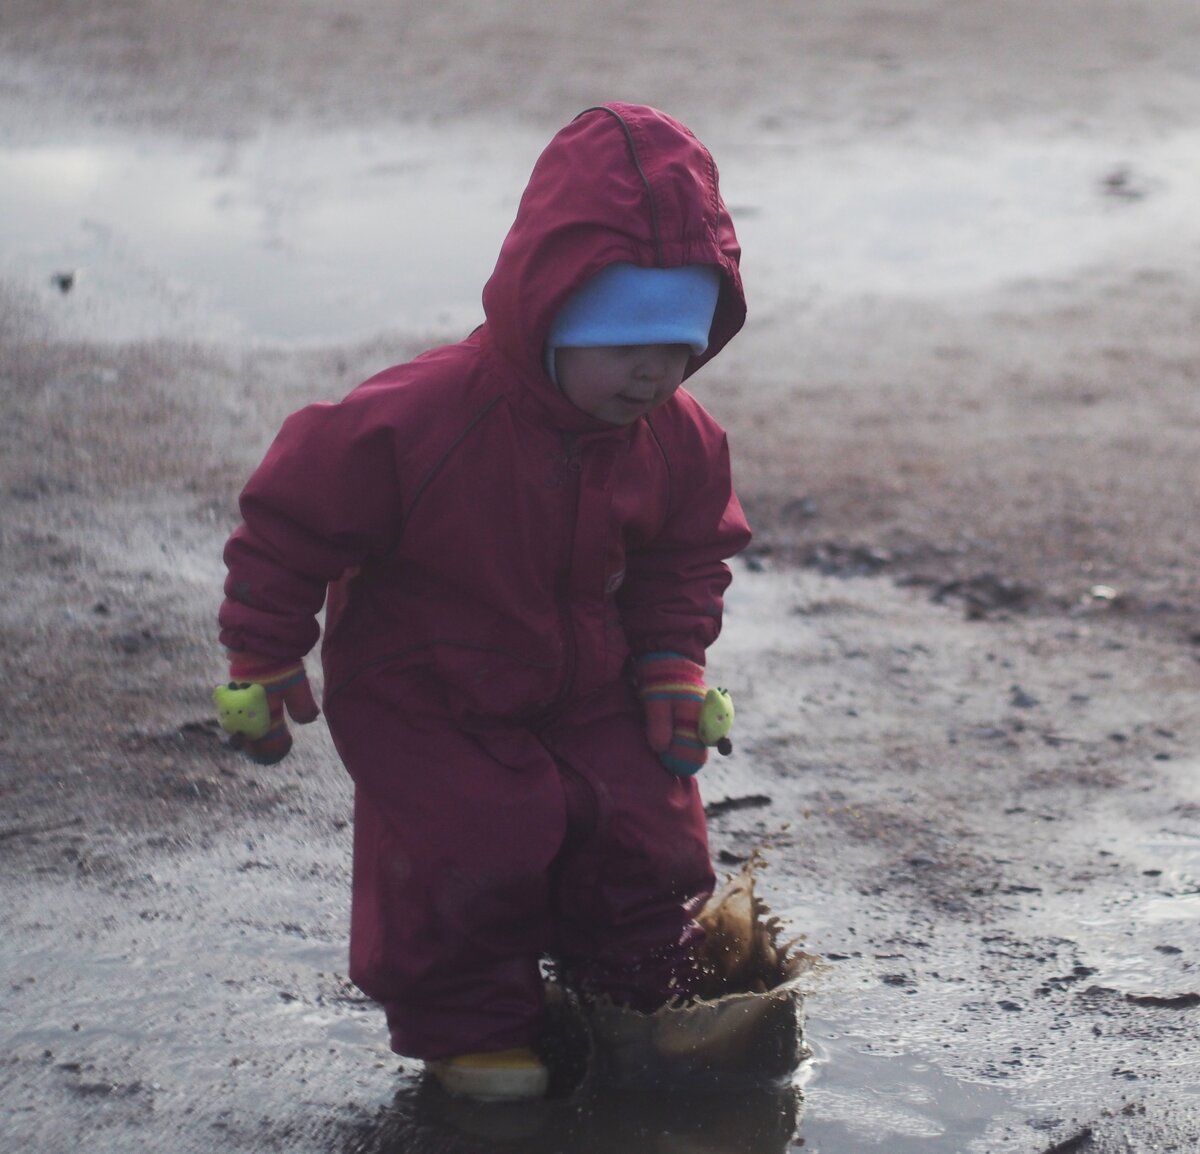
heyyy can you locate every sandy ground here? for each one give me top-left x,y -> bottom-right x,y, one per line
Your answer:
3,2 -> 1200,1152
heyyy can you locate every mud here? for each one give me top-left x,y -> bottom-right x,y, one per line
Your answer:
4,2 -> 1200,1152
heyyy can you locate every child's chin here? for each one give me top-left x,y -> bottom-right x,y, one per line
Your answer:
603,401 -> 654,423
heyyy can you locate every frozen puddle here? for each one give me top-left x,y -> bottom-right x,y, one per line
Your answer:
1,123 -> 1198,343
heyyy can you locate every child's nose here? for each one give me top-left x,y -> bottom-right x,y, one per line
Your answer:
635,347 -> 673,380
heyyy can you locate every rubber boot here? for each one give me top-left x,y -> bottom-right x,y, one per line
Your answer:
426,1046 -> 549,1101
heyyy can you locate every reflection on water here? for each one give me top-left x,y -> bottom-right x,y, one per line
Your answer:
797,1018 -> 1013,1151
1135,829 -> 1200,926
345,1079 -> 803,1154
332,1014 -> 1015,1154
1,126 -> 1196,344
1142,892 -> 1200,923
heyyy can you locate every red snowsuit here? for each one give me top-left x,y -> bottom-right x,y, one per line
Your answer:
219,103 -> 751,1059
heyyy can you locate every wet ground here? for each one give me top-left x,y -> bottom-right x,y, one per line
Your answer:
4,2 -> 1200,1151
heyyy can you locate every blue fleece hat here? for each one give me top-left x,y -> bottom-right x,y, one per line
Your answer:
545,262 -> 722,383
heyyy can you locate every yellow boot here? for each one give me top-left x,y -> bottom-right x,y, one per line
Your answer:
427,1046 -> 549,1101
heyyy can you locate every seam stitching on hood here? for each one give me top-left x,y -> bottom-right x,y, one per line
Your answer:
705,152 -> 722,250
580,104 -> 664,264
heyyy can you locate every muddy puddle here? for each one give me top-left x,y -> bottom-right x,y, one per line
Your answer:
2,123 -> 1196,345
0,732 -> 1026,1154
0,124 -> 545,343
727,129 -> 1200,308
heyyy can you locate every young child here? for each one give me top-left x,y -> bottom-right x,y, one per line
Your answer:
217,102 -> 751,1101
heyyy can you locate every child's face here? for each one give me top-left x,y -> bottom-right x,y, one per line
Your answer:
555,344 -> 692,425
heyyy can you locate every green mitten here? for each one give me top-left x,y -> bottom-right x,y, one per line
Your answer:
217,652 -> 319,765
698,687 -> 735,756
635,652 -> 710,776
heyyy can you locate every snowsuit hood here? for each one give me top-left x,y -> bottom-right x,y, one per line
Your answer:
481,103 -> 746,428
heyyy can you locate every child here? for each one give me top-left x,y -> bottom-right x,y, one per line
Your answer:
217,103 -> 751,1101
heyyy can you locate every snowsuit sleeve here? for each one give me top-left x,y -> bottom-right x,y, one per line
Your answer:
617,400 -> 752,666
218,393 -> 405,660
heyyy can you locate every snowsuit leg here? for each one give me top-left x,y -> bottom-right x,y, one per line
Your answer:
327,674 -> 568,1060
538,682 -> 716,1011
327,673 -> 713,1057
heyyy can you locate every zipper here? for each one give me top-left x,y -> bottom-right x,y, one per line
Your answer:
550,432 -> 582,707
